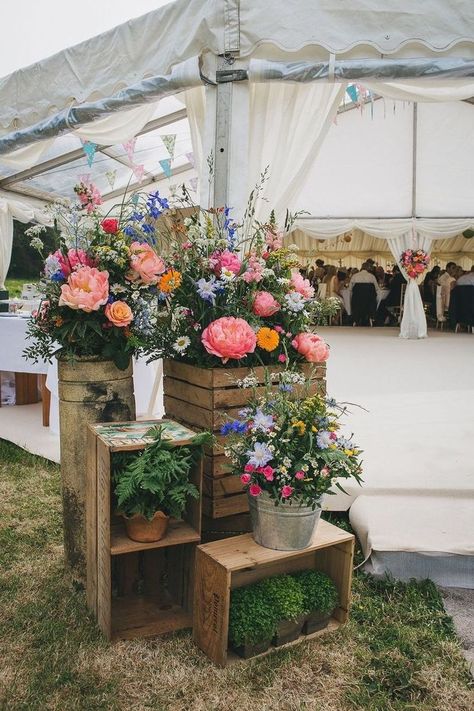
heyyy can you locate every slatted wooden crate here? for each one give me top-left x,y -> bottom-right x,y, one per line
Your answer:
193,519 -> 354,666
86,418 -> 203,641
163,360 -> 326,526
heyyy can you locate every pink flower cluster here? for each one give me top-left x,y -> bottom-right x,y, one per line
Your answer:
291,270 -> 315,299
242,254 -> 264,283
400,249 -> 430,279
128,242 -> 166,284
212,249 -> 242,276
53,248 -> 95,277
74,180 -> 102,214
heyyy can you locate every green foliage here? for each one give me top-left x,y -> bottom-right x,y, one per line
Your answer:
260,574 -> 306,622
113,427 -> 211,520
293,570 -> 338,615
228,582 -> 278,647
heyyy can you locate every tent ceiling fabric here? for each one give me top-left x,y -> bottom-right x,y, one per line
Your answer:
1,0 -> 474,136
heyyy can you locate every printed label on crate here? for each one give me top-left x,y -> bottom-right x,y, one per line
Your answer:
92,419 -> 197,446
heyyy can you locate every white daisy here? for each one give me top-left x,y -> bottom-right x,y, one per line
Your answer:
173,336 -> 191,354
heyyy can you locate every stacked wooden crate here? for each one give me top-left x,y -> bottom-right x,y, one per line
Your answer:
163,360 -> 326,532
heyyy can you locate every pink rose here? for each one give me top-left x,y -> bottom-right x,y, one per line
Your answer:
241,473 -> 252,485
128,241 -> 166,284
262,465 -> 274,481
105,300 -> 133,327
281,485 -> 294,498
101,218 -> 119,234
295,471 -> 305,480
54,249 -> 95,277
201,317 -> 257,363
292,333 -> 330,363
278,354 -> 287,363
213,250 -> 242,276
291,270 -> 315,299
253,291 -> 281,317
59,266 -> 109,312
249,484 -> 262,497
244,464 -> 255,473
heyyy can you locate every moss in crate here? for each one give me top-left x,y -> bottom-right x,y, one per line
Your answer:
228,582 -> 278,657
293,570 -> 339,634
261,575 -> 307,646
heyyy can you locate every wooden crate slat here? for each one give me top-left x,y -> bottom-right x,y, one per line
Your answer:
110,519 -> 201,555
203,454 -> 232,479
96,438 -> 112,639
202,493 -> 248,518
86,428 -> 98,616
203,474 -> 244,498
193,548 -> 231,667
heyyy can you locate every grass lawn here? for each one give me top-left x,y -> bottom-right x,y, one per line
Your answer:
0,439 -> 472,711
4,278 -> 33,298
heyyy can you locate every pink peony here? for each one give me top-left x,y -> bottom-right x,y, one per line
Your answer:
54,249 -> 95,277
281,485 -> 294,498
292,332 -> 330,363
213,249 -> 242,276
291,270 -> 315,299
249,484 -> 262,497
295,471 -> 305,480
201,317 -> 257,363
59,266 -> 109,312
128,241 -> 166,284
253,291 -> 281,317
241,473 -> 252,485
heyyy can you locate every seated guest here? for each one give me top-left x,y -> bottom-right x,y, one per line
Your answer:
375,265 -> 407,325
438,262 -> 457,313
456,268 -> 474,286
423,265 -> 441,317
349,262 -> 381,296
349,262 -> 381,325
374,265 -> 387,287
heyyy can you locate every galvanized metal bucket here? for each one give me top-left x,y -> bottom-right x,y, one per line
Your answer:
248,491 -> 323,550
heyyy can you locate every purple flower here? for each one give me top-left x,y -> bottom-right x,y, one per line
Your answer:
246,442 -> 273,468
252,409 -> 274,432
316,431 -> 332,449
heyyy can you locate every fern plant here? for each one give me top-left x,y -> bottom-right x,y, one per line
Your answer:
114,426 -> 211,520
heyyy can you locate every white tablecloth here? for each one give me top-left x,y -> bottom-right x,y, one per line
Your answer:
340,287 -> 390,317
0,315 -> 49,374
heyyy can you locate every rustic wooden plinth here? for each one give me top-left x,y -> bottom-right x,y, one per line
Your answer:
58,358 -> 136,582
163,360 -> 326,530
86,418 -> 202,641
193,519 -> 354,667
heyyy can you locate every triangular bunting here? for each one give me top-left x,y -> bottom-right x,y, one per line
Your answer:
78,173 -> 91,184
105,169 -> 117,190
131,193 -> 140,205
159,158 -> 172,178
81,141 -> 97,167
122,138 -> 137,163
161,134 -> 176,159
346,85 -> 358,104
189,177 -> 198,193
132,164 -> 145,183
185,152 -> 195,168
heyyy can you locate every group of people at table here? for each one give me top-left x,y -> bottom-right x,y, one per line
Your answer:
301,258 -> 474,327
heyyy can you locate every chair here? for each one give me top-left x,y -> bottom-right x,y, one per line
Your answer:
388,283 -> 406,324
351,283 -> 377,326
449,286 -> 474,332
317,283 -> 327,299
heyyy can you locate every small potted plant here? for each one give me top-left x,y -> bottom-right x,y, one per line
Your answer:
261,574 -> 306,646
294,570 -> 339,634
228,582 -> 278,659
114,426 -> 210,542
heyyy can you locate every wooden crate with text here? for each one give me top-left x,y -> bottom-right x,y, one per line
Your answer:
86,418 -> 202,641
163,360 -> 326,525
193,519 -> 354,666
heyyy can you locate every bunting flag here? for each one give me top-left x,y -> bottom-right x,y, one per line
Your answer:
185,151 -> 195,168
105,169 -> 117,190
78,173 -> 91,184
159,158 -> 172,178
122,138 -> 137,163
131,193 -> 139,205
81,141 -> 97,167
161,134 -> 176,159
132,164 -> 145,183
189,177 -> 199,193
346,84 -> 359,104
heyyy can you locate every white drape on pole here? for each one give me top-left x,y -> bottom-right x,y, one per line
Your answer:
0,198 -> 50,288
248,81 -> 345,222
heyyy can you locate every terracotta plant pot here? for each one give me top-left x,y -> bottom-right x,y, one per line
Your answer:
232,638 -> 272,659
123,511 -> 169,542
272,615 -> 306,647
303,610 -> 333,635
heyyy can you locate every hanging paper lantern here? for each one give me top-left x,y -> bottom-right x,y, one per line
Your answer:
343,234 -> 352,243
462,228 -> 474,239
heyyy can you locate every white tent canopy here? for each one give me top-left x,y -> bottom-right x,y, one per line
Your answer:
1,0 -> 474,337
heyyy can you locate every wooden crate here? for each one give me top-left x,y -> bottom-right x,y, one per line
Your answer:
193,519 -> 354,666
86,418 -> 203,641
163,360 -> 326,525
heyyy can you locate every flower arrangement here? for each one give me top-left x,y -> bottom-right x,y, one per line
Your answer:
400,249 -> 430,279
24,182 -> 174,369
144,191 -> 329,368
222,369 -> 363,507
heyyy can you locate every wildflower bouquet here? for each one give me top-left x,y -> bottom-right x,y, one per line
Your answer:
144,194 -> 329,368
400,249 -> 430,279
24,181 -> 175,369
222,370 -> 363,507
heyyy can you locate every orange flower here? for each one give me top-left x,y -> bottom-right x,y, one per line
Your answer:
256,327 -> 279,352
54,316 -> 64,327
159,269 -> 182,293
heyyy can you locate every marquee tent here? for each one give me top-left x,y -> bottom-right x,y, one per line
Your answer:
1,0 -> 474,338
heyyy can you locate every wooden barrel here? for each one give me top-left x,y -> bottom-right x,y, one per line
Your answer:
58,357 -> 135,581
